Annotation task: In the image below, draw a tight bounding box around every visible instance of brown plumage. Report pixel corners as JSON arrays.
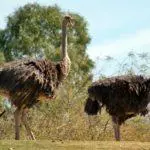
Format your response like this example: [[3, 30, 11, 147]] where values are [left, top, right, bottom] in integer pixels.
[[84, 75, 150, 141], [0, 15, 73, 140]]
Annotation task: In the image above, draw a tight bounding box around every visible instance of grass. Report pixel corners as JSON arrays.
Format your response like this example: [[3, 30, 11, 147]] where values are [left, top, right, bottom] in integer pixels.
[[0, 140, 150, 150]]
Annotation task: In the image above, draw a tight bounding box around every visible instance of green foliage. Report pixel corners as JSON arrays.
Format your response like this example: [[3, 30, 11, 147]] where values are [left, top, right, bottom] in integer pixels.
[[0, 4, 60, 60], [0, 3, 94, 91], [0, 3, 92, 69], [0, 52, 5, 64]]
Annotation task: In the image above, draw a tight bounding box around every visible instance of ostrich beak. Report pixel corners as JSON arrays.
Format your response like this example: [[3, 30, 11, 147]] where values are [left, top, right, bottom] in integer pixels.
[[69, 18, 74, 27]]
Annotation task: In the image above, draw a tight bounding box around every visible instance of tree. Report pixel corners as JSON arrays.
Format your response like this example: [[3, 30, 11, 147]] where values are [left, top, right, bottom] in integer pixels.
[[0, 3, 93, 68], [0, 3, 95, 139], [0, 2, 94, 94]]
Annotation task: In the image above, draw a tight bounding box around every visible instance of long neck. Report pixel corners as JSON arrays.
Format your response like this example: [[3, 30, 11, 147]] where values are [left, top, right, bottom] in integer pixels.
[[61, 22, 68, 59], [60, 20, 71, 78]]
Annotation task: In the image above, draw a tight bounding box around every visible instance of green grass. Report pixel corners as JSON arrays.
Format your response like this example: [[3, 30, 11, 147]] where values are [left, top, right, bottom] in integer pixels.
[[0, 140, 150, 150]]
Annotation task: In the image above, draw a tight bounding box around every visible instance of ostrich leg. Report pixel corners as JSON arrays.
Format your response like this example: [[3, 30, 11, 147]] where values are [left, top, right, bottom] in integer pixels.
[[14, 108, 22, 140], [112, 116, 120, 141], [21, 108, 35, 140]]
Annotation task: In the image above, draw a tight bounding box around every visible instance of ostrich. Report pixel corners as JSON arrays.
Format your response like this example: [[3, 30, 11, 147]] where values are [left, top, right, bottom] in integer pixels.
[[0, 15, 73, 140], [84, 75, 150, 141]]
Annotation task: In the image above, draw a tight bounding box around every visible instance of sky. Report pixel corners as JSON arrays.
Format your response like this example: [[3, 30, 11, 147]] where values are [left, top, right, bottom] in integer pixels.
[[0, 0, 150, 76]]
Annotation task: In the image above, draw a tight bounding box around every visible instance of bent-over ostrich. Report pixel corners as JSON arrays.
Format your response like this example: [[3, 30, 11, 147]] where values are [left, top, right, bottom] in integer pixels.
[[84, 75, 150, 141], [0, 15, 73, 140]]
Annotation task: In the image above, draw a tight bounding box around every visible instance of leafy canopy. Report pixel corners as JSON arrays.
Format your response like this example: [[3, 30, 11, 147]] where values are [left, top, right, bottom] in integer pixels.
[[0, 3, 94, 74]]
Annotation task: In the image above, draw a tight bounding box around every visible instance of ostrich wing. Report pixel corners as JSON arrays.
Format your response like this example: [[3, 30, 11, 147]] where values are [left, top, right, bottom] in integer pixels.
[[0, 59, 60, 98]]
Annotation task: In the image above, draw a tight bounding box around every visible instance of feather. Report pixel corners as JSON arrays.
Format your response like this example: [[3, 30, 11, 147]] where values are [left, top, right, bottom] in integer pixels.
[[85, 75, 150, 124], [0, 59, 65, 108]]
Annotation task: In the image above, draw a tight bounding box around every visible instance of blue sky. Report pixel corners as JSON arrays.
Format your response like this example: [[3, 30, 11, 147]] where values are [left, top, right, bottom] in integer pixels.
[[0, 0, 150, 75]]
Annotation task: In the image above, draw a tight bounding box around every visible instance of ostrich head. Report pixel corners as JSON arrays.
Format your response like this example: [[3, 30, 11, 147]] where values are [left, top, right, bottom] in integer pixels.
[[61, 15, 73, 78], [62, 15, 74, 27], [84, 85, 104, 115], [84, 98, 102, 115]]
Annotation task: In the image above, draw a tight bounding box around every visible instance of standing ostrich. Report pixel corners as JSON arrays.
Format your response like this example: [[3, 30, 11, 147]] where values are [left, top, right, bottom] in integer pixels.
[[0, 15, 73, 140], [84, 75, 150, 141]]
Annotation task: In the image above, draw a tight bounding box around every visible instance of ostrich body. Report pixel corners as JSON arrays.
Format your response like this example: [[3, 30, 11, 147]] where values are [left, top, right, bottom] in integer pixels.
[[84, 75, 150, 141], [0, 16, 73, 140]]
